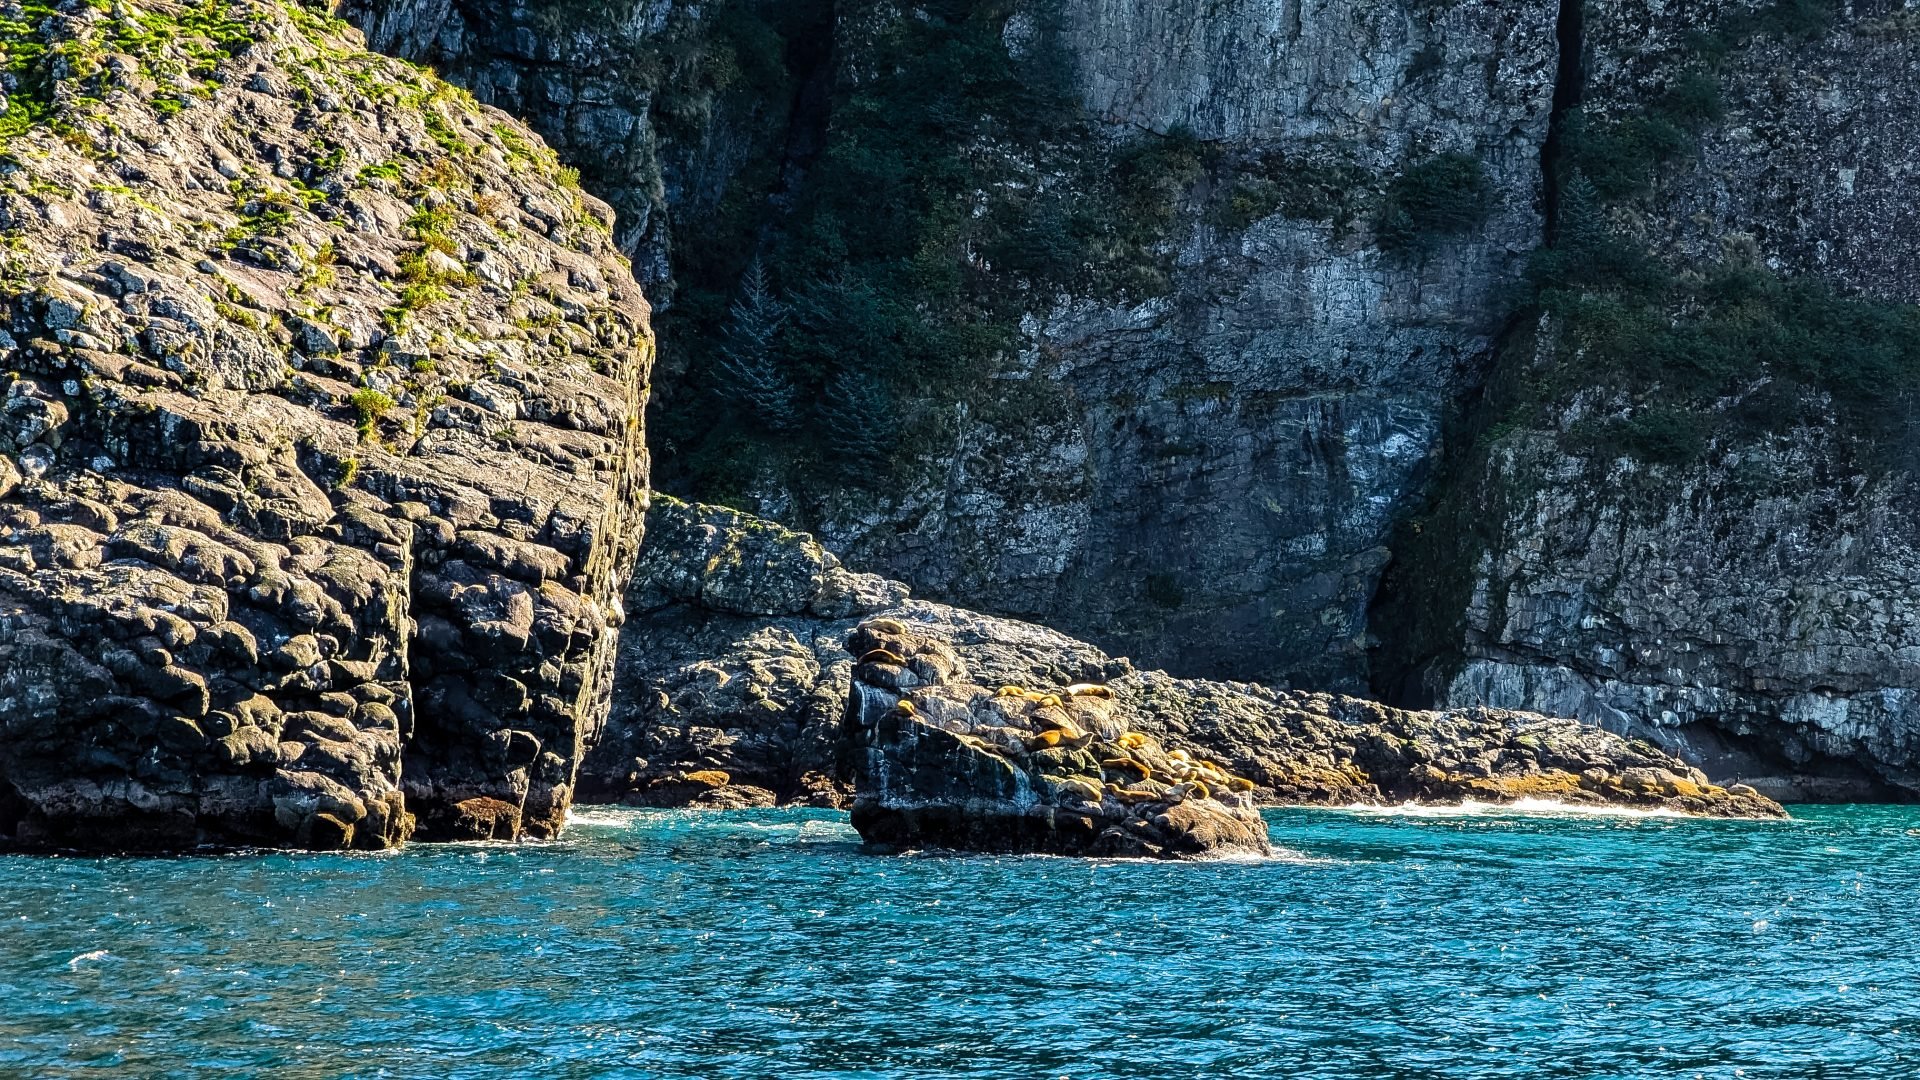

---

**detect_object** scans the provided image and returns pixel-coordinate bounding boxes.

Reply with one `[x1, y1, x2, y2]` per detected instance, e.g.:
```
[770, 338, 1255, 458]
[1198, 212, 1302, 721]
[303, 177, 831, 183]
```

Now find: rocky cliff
[346, 0, 1559, 692]
[1377, 0, 1920, 802]
[0, 0, 652, 849]
[345, 0, 1920, 798]
[597, 499, 1783, 819]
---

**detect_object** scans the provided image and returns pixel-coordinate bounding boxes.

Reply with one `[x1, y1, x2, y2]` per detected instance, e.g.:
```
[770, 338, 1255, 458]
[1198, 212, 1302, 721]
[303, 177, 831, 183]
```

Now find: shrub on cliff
[1374, 151, 1494, 256]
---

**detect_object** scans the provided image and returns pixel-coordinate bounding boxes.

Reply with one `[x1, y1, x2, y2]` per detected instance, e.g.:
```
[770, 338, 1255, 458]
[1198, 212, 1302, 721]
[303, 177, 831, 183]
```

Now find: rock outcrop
[604, 500, 1784, 819]
[1378, 1, 1920, 802]
[0, 0, 651, 849]
[577, 494, 906, 808]
[842, 618, 1273, 859]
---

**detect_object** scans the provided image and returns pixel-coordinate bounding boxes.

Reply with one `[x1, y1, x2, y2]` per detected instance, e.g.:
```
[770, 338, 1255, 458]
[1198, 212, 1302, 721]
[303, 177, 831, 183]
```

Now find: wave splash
[1328, 798, 1693, 820]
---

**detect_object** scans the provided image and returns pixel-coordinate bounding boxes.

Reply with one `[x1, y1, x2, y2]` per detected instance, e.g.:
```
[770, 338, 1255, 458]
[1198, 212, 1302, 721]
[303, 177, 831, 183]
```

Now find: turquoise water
[2, 804, 1916, 1078]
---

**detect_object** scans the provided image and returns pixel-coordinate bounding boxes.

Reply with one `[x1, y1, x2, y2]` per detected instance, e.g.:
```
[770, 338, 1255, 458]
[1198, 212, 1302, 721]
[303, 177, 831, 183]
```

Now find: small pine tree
[1554, 171, 1608, 258]
[821, 367, 893, 469]
[715, 259, 801, 432]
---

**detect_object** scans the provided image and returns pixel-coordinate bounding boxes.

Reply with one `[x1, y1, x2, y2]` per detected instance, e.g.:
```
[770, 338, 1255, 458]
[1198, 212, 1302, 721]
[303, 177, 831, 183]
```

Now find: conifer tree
[822, 367, 893, 468]
[715, 259, 800, 432]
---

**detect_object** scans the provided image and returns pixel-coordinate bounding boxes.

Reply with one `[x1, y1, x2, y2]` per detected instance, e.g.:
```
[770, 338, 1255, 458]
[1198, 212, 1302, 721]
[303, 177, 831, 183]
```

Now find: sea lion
[859, 649, 907, 666]
[1065, 683, 1112, 698]
[1225, 776, 1256, 793]
[997, 685, 1026, 698]
[1117, 732, 1151, 750]
[1033, 714, 1086, 739]
[1101, 757, 1151, 780]
[893, 699, 916, 716]
[1073, 777, 1106, 801]
[1028, 729, 1066, 750]
[864, 619, 910, 637]
[1036, 694, 1062, 708]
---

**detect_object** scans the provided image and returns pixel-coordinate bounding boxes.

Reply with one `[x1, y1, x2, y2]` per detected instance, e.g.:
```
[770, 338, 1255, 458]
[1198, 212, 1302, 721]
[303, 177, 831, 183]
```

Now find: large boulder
[0, 0, 651, 849]
[841, 618, 1273, 860]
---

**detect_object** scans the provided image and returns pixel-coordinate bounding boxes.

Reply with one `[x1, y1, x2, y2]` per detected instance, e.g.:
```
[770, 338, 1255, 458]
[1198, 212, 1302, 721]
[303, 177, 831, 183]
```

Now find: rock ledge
[843, 619, 1273, 860]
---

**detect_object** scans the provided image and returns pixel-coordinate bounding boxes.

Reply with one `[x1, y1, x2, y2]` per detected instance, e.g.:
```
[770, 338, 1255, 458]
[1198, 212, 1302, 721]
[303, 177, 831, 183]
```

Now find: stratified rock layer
[603, 500, 1784, 820]
[0, 0, 651, 849]
[842, 618, 1273, 860]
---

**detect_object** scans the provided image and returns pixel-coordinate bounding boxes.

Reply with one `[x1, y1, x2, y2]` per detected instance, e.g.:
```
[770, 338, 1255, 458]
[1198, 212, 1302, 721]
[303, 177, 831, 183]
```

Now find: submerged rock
[0, 1, 651, 850]
[842, 619, 1272, 859]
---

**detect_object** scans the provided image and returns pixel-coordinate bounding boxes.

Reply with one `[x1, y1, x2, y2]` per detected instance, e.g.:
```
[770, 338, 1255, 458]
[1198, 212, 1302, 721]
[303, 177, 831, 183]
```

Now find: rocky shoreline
[592, 498, 1786, 836]
[0, 1, 1799, 855]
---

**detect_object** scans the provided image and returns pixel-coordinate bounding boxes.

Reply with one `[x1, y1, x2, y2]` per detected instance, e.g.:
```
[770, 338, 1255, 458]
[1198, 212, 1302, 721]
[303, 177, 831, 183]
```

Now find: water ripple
[2, 805, 1918, 1078]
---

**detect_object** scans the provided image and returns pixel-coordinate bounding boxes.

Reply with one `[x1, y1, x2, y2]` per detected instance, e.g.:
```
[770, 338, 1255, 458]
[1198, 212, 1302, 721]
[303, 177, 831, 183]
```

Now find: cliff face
[351, 0, 1557, 691]
[818, 0, 1557, 691]
[340, 0, 1920, 798]
[0, 0, 652, 849]
[342, 0, 826, 313]
[1379, 1, 1920, 801]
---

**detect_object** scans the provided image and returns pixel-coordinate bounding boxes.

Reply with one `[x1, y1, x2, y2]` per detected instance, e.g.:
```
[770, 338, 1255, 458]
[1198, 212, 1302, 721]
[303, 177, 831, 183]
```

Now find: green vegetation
[660, 0, 1216, 497]
[0, 0, 269, 152]
[1373, 151, 1493, 255]
[1554, 0, 1838, 202]
[1504, 0, 1913, 468]
[349, 388, 395, 440]
[1214, 150, 1373, 234]
[1528, 190, 1920, 463]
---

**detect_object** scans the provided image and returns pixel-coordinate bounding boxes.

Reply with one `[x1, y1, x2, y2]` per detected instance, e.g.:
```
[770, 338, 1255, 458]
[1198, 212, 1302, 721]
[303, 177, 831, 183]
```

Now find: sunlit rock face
[0, 0, 652, 850]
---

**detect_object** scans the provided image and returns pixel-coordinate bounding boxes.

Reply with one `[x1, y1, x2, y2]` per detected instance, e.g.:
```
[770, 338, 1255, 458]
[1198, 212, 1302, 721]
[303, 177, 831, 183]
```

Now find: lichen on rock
[841, 617, 1274, 860]
[0, 0, 651, 849]
[603, 499, 1784, 821]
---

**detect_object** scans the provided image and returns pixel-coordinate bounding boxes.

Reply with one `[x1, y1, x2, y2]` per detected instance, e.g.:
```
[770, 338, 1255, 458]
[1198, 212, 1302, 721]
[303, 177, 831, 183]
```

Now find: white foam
[1323, 798, 1699, 820]
[66, 950, 109, 970]
[564, 807, 638, 829]
[1209, 845, 1328, 865]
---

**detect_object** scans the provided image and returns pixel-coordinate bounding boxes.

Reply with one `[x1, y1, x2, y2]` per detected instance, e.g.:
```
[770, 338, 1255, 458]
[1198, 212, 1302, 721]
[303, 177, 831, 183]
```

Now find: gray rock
[0, 1, 651, 851]
[842, 617, 1274, 860]
[597, 500, 1784, 820]
[1384, 3, 1920, 800]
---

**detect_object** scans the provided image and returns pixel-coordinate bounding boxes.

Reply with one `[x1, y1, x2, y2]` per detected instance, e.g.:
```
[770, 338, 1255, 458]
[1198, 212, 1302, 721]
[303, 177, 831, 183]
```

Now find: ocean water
[2, 804, 1916, 1079]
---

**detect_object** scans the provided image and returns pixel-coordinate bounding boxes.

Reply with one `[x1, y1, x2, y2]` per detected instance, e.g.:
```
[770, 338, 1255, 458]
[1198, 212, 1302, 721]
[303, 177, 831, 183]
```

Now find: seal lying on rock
[841, 619, 1273, 860]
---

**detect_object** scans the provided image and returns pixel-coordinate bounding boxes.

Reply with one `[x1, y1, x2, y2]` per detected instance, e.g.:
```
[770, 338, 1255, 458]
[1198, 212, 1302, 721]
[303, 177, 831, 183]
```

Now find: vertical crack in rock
[1540, 0, 1586, 242]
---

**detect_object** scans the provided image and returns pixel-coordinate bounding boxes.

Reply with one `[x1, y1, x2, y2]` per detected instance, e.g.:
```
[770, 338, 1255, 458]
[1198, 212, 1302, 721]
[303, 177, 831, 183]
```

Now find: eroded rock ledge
[0, 0, 651, 850]
[598, 499, 1785, 820]
[843, 617, 1273, 859]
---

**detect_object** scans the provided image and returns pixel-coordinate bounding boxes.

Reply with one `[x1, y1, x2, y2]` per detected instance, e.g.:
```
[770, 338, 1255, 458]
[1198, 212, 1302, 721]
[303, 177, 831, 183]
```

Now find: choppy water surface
[4, 804, 1918, 1078]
